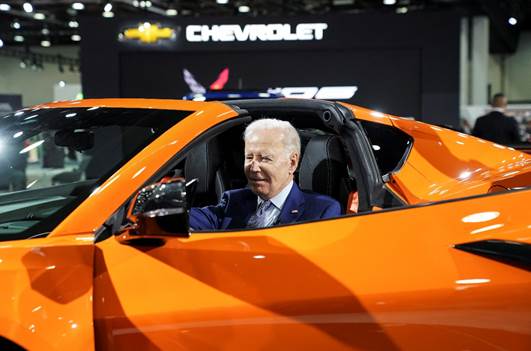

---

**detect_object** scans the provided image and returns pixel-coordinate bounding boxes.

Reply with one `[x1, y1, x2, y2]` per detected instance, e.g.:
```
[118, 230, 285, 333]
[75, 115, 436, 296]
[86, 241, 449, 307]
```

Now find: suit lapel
[224, 189, 257, 229]
[278, 183, 305, 225]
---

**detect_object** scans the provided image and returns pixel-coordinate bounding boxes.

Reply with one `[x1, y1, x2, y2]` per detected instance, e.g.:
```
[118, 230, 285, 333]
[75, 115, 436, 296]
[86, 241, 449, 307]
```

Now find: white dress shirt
[255, 180, 293, 227]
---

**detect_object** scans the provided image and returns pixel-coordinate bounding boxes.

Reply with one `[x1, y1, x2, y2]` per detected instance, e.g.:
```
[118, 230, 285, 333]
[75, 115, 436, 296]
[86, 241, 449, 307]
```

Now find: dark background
[81, 12, 460, 126]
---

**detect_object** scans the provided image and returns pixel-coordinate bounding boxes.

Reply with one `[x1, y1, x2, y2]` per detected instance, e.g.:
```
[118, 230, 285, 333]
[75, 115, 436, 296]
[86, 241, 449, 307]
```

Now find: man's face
[244, 128, 298, 200]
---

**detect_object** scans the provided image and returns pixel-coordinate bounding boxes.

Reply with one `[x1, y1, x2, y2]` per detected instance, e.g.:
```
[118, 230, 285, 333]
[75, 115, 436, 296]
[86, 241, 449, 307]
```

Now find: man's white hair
[244, 118, 301, 157]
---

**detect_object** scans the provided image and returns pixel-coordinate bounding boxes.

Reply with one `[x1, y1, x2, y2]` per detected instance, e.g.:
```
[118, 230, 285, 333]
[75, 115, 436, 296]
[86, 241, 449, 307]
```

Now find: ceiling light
[72, 2, 84, 10]
[238, 5, 250, 13]
[14, 35, 24, 42]
[71, 34, 81, 41]
[508, 17, 517, 25]
[23, 2, 33, 13]
[133, 0, 139, 7]
[41, 40, 51, 47]
[166, 8, 177, 16]
[11, 21, 21, 29]
[217, 0, 229, 4]
[103, 11, 114, 18]
[41, 28, 50, 35]
[104, 3, 112, 12]
[396, 6, 408, 14]
[68, 20, 79, 28]
[33, 12, 45, 20]
[145, 1, 152, 7]
[0, 4, 10, 11]
[383, 0, 396, 5]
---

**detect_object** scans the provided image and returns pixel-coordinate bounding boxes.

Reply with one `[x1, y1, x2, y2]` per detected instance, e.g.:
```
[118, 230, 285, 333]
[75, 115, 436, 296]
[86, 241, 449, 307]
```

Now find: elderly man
[189, 119, 341, 230]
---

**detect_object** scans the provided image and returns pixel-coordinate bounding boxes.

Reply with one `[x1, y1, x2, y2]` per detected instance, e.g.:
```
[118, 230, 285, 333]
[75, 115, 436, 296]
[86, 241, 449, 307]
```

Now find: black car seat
[185, 137, 225, 206]
[298, 134, 352, 212]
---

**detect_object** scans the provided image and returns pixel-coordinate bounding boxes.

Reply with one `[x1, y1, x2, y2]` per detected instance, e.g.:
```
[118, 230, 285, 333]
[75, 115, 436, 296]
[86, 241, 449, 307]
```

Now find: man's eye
[262, 157, 273, 162]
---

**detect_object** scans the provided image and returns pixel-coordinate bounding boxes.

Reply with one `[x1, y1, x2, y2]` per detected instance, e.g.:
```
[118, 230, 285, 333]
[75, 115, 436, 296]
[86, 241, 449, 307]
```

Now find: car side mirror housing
[117, 178, 190, 244]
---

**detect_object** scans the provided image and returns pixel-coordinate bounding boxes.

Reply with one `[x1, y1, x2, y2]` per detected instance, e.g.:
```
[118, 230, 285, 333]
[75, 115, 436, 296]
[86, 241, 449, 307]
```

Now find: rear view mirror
[118, 178, 190, 245]
[55, 129, 94, 151]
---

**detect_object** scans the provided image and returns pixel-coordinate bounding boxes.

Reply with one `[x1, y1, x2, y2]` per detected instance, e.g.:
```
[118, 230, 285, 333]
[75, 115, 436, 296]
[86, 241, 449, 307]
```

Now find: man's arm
[508, 117, 522, 144]
[320, 199, 341, 219]
[189, 192, 229, 230]
[472, 117, 484, 138]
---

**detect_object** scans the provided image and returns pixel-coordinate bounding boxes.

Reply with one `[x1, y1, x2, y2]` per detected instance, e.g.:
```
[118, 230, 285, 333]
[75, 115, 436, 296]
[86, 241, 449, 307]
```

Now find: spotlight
[23, 2, 33, 13]
[103, 11, 114, 18]
[508, 17, 517, 26]
[33, 12, 45, 20]
[58, 80, 66, 87]
[0, 38, 3, 48]
[68, 20, 79, 28]
[238, 5, 250, 13]
[20, 59, 27, 69]
[41, 28, 50, 35]
[72, 2, 85, 10]
[71, 34, 81, 42]
[166, 8, 177, 16]
[396, 6, 408, 14]
[14, 35, 24, 42]
[11, 21, 21, 29]
[0, 4, 11, 11]
[104, 3, 112, 12]
[41, 40, 51, 47]
[217, 0, 229, 4]
[383, 0, 396, 5]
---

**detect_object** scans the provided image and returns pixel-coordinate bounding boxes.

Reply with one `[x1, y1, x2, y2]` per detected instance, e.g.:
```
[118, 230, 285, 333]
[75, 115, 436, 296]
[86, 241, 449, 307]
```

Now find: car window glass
[360, 120, 413, 175]
[0, 107, 191, 241]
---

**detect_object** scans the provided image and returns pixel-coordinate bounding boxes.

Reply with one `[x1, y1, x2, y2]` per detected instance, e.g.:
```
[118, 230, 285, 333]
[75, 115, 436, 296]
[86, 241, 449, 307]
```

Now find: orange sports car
[0, 98, 529, 350]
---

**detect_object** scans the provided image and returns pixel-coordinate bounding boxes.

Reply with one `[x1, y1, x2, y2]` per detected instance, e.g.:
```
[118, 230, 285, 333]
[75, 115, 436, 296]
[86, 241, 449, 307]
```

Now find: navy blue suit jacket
[189, 183, 341, 230]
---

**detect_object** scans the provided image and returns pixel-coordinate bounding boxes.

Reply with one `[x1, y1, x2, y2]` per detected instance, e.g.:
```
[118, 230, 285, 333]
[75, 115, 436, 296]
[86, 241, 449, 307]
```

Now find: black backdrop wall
[80, 12, 460, 126]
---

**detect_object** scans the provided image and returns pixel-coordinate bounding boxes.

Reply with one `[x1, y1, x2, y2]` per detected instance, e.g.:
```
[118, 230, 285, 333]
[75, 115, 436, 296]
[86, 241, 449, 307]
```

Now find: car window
[0, 107, 191, 241]
[360, 120, 413, 175]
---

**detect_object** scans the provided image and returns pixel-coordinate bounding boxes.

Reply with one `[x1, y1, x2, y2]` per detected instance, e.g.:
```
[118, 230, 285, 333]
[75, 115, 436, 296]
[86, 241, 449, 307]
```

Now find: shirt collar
[257, 180, 293, 210]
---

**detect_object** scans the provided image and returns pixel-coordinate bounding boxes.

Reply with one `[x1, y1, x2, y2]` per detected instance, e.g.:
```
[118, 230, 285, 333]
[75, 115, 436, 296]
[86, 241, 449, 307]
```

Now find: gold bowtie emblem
[122, 23, 175, 44]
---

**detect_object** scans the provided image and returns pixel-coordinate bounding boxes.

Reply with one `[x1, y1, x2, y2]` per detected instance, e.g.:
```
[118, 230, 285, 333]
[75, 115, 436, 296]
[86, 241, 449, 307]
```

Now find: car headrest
[299, 134, 348, 198]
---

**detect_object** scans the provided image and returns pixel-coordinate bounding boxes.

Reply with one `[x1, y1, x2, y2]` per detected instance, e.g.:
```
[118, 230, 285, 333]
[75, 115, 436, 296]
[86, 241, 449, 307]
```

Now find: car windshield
[0, 106, 190, 241]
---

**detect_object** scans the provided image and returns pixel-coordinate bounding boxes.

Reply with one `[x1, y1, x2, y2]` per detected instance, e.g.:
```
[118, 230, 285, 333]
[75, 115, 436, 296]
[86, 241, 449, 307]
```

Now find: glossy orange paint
[0, 99, 530, 350]
[340, 102, 531, 204]
[93, 189, 531, 350]
[0, 234, 95, 350]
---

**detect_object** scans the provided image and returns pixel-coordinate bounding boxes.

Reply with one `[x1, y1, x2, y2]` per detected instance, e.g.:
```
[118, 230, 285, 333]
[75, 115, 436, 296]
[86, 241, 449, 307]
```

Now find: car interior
[183, 121, 356, 214]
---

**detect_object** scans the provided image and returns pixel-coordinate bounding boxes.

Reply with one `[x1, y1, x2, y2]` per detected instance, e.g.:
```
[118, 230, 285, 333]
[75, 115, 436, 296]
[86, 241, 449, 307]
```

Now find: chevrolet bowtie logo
[121, 22, 175, 44]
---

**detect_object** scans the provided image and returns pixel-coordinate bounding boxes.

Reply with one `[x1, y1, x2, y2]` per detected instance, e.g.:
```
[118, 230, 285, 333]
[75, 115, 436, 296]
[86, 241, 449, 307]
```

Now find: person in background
[472, 93, 521, 145]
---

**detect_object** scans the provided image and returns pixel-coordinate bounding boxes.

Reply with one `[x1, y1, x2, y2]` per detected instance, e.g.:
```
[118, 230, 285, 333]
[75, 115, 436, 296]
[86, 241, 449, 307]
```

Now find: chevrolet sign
[120, 22, 175, 44]
[186, 23, 328, 42]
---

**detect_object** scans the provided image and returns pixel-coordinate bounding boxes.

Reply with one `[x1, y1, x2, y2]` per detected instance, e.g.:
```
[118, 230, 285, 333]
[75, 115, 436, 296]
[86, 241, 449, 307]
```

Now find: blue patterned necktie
[247, 200, 274, 228]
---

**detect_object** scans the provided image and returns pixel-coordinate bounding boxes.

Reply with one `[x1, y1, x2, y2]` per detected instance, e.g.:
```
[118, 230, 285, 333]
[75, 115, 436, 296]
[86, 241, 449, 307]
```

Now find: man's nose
[249, 159, 260, 172]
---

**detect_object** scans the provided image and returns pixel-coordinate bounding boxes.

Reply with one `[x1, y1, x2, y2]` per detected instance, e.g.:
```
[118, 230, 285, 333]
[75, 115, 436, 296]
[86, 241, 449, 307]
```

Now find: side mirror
[117, 178, 190, 244]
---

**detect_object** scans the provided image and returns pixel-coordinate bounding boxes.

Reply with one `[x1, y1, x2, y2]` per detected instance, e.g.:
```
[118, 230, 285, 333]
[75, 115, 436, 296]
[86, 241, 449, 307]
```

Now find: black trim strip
[454, 239, 531, 271]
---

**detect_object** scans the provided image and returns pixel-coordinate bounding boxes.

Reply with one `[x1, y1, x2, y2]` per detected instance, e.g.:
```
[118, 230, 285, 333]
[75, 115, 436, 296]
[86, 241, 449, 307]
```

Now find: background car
[0, 98, 529, 350]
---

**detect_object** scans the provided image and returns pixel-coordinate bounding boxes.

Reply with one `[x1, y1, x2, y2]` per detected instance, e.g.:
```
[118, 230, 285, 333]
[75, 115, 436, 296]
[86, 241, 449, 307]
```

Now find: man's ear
[289, 152, 299, 173]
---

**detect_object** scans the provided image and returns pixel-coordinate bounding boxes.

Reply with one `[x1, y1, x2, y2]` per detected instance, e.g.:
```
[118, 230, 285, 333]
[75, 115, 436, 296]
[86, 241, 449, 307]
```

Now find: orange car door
[93, 189, 530, 351]
[0, 234, 95, 351]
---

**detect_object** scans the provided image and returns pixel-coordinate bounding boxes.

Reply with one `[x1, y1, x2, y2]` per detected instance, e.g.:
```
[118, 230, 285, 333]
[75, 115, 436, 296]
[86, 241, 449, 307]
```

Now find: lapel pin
[290, 209, 299, 214]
